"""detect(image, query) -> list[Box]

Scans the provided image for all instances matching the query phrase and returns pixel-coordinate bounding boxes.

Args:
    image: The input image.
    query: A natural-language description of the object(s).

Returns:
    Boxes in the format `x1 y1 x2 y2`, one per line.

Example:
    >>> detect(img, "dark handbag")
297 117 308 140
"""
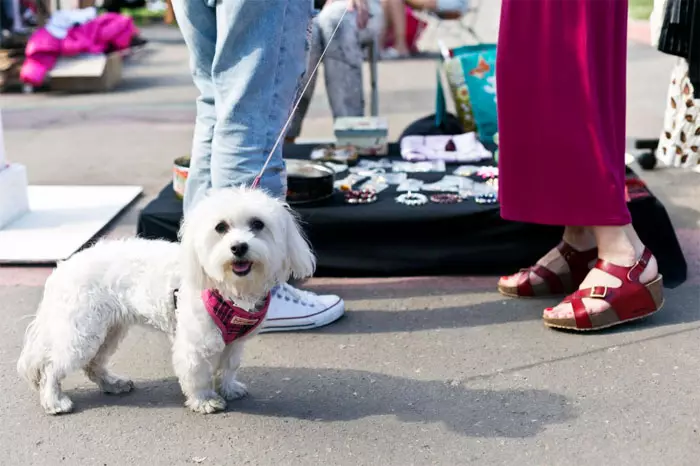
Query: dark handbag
657 0 694 58
399 113 465 140
399 67 465 140
658 0 700 98
102 0 147 13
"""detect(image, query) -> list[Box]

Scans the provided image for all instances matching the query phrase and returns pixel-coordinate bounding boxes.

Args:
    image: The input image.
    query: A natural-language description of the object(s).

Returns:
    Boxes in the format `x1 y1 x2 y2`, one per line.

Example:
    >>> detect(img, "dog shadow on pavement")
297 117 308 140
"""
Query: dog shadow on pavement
69 366 574 439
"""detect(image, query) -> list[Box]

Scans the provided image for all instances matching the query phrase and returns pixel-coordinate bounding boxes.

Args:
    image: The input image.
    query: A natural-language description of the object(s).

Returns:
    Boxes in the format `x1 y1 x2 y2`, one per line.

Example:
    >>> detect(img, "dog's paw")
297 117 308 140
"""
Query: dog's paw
101 377 134 395
43 395 74 415
220 380 248 401
185 394 227 414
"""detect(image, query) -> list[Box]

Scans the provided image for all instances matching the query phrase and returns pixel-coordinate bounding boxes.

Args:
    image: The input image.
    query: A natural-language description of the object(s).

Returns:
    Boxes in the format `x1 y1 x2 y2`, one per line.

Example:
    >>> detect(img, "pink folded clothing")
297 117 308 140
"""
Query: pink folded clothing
400 132 493 162
20 13 138 86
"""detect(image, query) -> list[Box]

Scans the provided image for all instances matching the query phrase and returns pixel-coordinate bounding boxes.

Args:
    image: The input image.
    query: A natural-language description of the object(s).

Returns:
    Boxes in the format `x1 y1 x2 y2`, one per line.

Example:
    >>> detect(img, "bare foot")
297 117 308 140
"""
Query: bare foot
498 227 596 290
381 46 410 59
394 43 410 56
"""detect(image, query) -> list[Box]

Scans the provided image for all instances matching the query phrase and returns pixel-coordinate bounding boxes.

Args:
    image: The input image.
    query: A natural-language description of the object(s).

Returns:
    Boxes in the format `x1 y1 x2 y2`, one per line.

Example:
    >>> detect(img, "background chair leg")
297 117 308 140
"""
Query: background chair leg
369 39 379 117
459 22 480 43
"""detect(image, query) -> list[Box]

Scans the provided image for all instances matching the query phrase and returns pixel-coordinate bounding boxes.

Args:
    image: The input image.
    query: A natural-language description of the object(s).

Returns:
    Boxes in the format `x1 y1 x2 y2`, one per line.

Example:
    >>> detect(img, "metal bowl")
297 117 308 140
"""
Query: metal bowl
286 159 335 205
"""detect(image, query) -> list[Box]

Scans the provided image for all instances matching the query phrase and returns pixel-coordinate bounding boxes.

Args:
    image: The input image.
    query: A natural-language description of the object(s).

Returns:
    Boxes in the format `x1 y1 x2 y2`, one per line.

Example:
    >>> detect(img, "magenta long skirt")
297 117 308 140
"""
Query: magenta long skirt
496 0 631 226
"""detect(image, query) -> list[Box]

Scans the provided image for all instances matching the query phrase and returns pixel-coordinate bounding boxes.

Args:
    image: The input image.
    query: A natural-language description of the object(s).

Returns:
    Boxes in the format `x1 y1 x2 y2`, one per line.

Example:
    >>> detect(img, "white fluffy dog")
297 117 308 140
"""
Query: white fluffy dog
17 187 315 415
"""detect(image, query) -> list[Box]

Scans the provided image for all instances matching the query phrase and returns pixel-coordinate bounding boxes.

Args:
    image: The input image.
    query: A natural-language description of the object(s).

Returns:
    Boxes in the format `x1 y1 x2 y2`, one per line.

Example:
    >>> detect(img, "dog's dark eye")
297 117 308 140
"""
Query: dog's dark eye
249 218 265 231
214 221 229 234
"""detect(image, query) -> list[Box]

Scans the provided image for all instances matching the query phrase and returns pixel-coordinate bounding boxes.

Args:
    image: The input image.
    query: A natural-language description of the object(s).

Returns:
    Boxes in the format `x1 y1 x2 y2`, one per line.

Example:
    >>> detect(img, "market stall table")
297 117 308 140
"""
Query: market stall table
137 144 687 288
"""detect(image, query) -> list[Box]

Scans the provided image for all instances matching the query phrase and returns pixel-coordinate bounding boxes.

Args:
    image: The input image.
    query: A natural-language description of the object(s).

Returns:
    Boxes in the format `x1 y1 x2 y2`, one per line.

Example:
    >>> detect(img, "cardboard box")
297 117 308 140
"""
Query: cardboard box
0 164 30 230
334 116 388 156
49 52 123 93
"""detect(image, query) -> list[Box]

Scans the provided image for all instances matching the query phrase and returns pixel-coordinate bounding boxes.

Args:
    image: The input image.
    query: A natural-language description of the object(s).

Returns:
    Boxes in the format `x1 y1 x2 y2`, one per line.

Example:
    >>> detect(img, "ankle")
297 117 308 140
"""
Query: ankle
597 238 638 267
598 248 637 267
593 225 648 266
562 226 596 251
623 224 646 257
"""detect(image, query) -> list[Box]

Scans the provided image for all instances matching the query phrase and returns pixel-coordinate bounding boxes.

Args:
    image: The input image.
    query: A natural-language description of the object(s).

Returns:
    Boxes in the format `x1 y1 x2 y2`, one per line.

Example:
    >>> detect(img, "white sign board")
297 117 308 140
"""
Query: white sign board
0 185 142 264
0 110 6 169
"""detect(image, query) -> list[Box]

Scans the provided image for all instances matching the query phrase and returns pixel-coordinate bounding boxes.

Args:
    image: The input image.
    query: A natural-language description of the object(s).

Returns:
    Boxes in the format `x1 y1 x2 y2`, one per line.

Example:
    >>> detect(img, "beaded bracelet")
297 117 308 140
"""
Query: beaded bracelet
395 192 428 206
474 193 498 204
344 188 377 205
430 193 462 204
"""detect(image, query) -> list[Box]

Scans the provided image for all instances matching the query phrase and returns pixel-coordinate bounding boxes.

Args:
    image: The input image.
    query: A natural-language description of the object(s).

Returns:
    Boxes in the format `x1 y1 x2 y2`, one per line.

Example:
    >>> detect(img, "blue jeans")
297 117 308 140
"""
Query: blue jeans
172 0 313 212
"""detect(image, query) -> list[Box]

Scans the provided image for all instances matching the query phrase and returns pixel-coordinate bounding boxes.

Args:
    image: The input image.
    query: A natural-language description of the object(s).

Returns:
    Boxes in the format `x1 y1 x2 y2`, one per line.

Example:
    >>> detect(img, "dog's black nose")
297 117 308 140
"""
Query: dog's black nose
231 242 249 257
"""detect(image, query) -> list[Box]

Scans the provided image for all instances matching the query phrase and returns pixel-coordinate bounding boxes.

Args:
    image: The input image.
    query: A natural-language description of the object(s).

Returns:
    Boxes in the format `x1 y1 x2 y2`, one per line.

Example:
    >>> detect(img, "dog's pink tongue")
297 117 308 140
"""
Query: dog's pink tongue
232 262 251 273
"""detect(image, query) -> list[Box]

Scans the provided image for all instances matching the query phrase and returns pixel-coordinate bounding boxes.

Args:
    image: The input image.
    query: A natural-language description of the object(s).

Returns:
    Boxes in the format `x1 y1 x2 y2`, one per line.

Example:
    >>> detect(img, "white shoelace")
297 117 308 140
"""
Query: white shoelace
275 283 315 307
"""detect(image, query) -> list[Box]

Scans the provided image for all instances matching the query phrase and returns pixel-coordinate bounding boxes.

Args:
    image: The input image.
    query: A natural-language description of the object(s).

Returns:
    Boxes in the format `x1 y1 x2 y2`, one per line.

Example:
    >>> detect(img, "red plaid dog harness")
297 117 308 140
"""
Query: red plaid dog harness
201 289 270 344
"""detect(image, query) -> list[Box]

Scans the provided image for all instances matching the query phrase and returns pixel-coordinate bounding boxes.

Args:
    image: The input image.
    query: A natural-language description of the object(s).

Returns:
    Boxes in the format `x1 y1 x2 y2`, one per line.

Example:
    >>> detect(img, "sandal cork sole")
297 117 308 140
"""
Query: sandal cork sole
543 274 665 332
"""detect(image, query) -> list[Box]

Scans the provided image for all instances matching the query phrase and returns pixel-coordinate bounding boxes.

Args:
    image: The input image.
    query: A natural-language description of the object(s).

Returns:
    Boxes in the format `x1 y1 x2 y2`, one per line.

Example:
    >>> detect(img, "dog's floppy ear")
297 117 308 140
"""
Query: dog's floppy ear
281 204 316 280
178 214 207 290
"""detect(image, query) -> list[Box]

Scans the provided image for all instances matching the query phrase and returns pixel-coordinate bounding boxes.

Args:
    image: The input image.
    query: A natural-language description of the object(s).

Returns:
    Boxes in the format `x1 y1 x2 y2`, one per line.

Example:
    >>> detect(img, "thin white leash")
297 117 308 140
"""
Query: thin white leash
252 4 349 188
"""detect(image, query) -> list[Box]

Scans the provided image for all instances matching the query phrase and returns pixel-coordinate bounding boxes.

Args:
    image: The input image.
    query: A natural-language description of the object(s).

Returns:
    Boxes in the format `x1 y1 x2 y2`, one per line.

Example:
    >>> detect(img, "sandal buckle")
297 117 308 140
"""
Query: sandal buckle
589 286 608 299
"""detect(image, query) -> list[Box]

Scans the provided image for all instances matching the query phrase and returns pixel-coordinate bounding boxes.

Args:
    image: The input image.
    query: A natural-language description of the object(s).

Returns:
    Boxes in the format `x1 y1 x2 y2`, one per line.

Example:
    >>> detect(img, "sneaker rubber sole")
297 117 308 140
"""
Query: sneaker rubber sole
259 297 345 333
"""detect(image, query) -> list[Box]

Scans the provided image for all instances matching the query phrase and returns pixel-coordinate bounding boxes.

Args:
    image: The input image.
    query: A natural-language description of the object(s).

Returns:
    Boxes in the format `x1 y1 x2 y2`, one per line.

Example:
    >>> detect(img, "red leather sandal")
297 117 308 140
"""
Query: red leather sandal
498 242 598 298
543 247 664 331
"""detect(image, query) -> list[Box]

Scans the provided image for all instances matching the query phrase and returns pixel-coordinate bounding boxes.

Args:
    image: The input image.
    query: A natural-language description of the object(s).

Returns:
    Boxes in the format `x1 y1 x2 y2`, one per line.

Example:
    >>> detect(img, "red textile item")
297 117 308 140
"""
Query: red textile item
202 289 270 344
496 0 631 226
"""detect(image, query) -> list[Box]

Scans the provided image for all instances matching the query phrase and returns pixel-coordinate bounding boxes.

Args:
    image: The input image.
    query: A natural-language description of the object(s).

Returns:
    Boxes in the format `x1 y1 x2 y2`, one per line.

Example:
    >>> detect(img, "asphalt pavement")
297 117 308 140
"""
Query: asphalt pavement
1 7 699 466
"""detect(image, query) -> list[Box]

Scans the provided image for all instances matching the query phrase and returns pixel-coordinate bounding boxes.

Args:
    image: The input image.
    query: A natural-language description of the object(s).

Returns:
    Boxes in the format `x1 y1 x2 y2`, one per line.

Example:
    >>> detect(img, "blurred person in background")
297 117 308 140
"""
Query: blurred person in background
380 0 469 58
287 0 379 142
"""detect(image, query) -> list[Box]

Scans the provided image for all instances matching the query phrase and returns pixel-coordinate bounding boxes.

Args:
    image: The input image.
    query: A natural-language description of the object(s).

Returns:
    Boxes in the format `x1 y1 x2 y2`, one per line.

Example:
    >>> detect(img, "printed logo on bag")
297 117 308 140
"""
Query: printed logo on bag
230 315 259 326
469 56 491 79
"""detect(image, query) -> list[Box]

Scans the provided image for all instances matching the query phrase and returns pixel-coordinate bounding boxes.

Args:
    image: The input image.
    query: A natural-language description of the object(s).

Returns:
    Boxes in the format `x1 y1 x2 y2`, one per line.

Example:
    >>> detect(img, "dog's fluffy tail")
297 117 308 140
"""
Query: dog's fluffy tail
17 316 46 390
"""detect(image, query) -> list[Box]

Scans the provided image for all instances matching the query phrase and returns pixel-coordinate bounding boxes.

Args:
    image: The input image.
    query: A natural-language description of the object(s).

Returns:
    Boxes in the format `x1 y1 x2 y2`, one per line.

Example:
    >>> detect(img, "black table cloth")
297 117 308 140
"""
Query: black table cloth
137 144 687 288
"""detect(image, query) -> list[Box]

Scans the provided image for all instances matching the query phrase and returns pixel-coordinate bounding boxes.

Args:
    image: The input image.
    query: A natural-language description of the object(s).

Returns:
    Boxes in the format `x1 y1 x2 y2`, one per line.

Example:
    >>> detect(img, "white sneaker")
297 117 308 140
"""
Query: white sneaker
260 283 345 333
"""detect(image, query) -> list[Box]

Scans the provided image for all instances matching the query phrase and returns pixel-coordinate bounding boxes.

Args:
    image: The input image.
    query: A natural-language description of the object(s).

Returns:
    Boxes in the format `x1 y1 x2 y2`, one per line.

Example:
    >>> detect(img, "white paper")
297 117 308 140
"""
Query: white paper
0 110 6 169
0 185 142 263
0 164 30 230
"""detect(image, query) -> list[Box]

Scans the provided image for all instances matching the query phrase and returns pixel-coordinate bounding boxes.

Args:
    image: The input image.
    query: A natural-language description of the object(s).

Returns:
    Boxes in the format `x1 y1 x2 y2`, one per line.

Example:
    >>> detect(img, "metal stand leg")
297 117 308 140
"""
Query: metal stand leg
368 38 379 117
